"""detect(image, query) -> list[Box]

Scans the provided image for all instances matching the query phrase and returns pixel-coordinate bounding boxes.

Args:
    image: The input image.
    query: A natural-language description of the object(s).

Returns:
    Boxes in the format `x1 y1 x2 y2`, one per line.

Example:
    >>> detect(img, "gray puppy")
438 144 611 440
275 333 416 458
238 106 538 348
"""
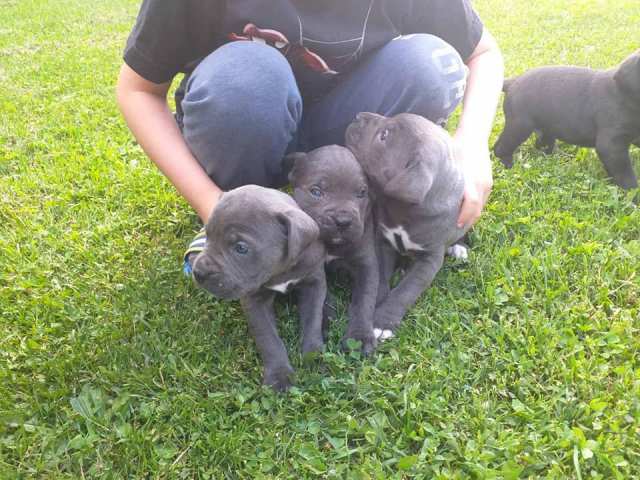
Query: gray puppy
286 145 379 355
192 185 327 391
346 112 468 339
494 50 640 190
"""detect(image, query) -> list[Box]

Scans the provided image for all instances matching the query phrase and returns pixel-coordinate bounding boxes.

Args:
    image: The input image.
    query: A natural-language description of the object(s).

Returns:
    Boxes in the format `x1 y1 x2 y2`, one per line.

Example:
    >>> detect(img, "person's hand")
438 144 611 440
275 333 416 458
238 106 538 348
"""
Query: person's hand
454 135 493 229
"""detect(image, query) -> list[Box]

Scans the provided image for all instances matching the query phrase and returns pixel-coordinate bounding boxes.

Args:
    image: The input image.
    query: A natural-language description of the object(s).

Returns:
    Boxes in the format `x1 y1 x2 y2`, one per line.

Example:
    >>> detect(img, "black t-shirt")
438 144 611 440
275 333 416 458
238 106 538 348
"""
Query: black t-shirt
124 0 483 85
124 0 483 116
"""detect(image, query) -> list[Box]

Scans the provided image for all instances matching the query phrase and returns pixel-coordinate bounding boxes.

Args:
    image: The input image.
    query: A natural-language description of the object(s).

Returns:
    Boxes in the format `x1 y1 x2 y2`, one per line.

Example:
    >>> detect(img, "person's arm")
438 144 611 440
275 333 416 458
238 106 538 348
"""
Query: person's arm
116 63 222 223
454 28 504 228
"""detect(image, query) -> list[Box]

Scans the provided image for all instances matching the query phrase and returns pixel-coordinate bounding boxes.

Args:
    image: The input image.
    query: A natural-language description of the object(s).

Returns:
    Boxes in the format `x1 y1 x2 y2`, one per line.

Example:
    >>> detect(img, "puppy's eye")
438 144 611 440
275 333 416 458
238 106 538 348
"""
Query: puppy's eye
310 186 323 198
356 187 367 199
379 129 389 142
233 241 249 255
405 156 417 168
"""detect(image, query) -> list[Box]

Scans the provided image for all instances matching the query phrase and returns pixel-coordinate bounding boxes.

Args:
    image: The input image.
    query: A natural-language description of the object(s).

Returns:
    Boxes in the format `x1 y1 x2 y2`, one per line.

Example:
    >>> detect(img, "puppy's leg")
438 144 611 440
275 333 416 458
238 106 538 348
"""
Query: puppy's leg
342 228 379 355
535 131 556 154
374 247 446 336
494 116 535 168
596 134 638 190
375 230 397 306
322 289 338 341
241 291 294 391
296 267 327 356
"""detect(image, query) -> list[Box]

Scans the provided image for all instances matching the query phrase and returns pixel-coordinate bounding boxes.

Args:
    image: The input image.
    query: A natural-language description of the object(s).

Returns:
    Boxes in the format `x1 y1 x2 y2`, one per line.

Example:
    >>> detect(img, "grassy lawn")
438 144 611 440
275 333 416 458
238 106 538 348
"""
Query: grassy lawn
1 0 639 477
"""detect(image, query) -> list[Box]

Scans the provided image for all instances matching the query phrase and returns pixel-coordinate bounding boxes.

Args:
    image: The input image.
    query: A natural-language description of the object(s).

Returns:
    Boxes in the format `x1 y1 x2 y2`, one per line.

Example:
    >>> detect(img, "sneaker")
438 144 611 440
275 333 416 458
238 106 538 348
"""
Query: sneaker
183 227 206 277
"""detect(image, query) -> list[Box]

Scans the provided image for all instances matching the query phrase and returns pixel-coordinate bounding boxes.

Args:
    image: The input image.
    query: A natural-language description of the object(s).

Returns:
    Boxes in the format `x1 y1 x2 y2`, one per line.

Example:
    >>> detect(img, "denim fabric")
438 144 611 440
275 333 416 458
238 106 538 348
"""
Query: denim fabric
181 34 466 190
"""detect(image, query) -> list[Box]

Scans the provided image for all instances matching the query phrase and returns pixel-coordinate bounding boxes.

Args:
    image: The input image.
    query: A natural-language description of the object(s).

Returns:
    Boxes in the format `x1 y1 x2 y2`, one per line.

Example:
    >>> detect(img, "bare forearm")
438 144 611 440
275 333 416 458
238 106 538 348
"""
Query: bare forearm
456 29 504 145
116 64 221 222
454 28 504 227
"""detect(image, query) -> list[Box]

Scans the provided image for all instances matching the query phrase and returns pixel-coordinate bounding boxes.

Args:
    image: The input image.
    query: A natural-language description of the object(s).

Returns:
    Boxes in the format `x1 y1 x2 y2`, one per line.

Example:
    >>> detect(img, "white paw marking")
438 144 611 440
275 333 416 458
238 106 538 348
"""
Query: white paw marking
267 279 299 293
381 224 424 253
373 328 395 341
446 244 468 260
326 254 340 263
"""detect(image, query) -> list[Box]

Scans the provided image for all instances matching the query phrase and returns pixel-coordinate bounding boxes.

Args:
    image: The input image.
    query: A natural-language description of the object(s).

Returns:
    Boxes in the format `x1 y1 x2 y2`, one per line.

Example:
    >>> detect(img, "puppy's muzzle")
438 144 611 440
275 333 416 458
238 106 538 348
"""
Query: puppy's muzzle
192 266 222 286
192 253 213 278
333 213 353 230
192 254 230 293
321 208 363 247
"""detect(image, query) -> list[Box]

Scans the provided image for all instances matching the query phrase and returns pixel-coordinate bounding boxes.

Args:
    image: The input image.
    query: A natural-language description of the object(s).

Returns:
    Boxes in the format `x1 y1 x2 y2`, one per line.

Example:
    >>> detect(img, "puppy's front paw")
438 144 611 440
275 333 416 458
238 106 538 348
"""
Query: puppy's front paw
341 329 377 356
446 244 468 261
499 157 514 169
373 304 403 340
373 327 395 341
263 365 294 392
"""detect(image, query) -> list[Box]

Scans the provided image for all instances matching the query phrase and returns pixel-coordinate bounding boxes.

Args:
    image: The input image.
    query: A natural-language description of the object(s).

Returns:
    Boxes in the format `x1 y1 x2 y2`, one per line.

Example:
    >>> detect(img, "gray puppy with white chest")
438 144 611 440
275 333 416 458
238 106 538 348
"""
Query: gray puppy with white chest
346 112 468 339
494 50 640 190
192 185 326 391
286 145 379 355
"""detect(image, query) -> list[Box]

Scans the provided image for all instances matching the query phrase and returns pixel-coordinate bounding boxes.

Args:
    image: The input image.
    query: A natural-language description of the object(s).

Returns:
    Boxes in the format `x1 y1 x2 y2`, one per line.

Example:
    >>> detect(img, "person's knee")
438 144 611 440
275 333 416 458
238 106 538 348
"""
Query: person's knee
392 34 466 85
184 41 301 119
181 42 303 189
385 34 467 122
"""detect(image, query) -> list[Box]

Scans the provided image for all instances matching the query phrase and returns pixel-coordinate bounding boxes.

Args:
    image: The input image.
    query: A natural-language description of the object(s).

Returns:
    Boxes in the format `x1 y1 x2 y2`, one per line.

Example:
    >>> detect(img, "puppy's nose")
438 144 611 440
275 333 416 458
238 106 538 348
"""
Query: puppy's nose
192 255 218 282
355 112 383 123
333 214 353 229
192 266 208 284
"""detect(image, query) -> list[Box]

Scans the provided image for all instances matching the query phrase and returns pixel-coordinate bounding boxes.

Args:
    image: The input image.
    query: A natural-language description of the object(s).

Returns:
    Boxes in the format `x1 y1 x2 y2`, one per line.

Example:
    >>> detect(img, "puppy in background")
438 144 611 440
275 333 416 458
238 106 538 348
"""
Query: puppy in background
346 113 468 339
286 146 379 355
192 185 326 391
494 50 640 190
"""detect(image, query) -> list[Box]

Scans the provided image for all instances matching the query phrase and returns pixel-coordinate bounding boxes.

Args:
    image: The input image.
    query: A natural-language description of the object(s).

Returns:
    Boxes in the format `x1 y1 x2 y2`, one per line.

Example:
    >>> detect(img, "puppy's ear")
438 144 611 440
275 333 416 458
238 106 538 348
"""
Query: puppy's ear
383 156 434 204
614 52 640 97
277 208 319 264
283 152 307 183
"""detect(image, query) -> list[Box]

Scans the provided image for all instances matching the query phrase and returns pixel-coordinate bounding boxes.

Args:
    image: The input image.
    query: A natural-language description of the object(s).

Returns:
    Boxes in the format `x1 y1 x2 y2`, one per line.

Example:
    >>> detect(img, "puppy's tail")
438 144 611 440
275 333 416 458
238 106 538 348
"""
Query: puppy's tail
502 77 515 93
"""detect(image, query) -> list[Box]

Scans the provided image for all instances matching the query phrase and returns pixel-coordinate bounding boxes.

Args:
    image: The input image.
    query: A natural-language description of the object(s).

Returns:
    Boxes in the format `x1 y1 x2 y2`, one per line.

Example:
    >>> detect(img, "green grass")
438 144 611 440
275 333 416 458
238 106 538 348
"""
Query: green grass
1 0 639 478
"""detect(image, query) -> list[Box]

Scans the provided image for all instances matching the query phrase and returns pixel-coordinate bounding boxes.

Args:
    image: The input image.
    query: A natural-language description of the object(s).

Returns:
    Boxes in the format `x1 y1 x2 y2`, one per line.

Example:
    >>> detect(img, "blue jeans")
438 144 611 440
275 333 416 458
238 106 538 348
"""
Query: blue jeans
181 34 467 190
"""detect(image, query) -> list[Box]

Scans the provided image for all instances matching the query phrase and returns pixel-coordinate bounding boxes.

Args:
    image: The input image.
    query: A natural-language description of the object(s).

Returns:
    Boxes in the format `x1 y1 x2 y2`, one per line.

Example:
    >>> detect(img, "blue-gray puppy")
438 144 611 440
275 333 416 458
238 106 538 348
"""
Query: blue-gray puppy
192 185 326 391
346 112 468 339
286 145 379 355
495 50 640 190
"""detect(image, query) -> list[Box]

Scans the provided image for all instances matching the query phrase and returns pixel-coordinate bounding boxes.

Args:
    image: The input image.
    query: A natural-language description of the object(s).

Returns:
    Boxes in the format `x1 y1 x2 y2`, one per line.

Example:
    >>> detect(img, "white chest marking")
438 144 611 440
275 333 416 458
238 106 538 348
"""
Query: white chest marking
381 225 424 253
267 279 300 293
